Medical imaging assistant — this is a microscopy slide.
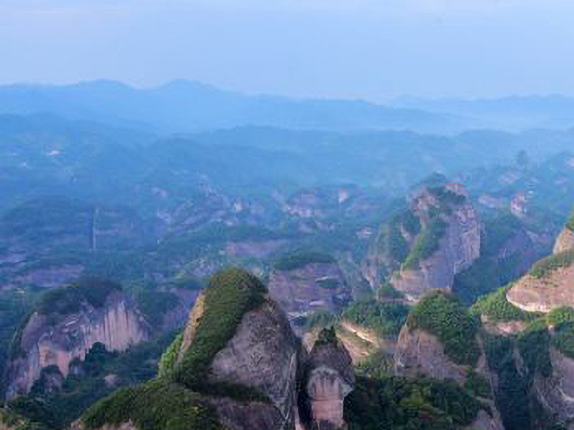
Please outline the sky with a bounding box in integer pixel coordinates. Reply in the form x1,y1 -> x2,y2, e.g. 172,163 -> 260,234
1,0 -> 574,101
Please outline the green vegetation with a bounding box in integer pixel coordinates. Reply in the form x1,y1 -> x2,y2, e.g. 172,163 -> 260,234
0,408 -> 50,430
83,380 -> 223,430
546,307 -> 574,326
304,311 -> 338,329
36,278 -> 122,316
273,250 -> 335,271
471,287 -> 535,322
464,370 -> 492,399
0,197 -> 92,245
345,376 -> 481,430
428,186 -> 466,206
136,290 -> 180,327
379,210 -> 421,264
314,326 -> 339,347
158,332 -> 184,378
566,210 -> 574,231
529,249 -> 574,279
552,322 -> 574,359
9,336 -> 175,429
518,319 -> 552,378
376,282 -> 404,300
408,292 -> 480,366
482,213 -> 524,257
175,268 -> 267,396
353,350 -> 394,379
482,333 -> 536,430
453,256 -> 500,305
0,292 -> 30,394
403,218 -> 447,270
342,299 -> 409,339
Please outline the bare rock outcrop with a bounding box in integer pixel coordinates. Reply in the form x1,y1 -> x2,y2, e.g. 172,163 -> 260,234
553,227 -> 574,255
506,214 -> 574,313
207,299 -> 302,428
394,326 -> 469,383
5,288 -> 150,400
363,184 -> 481,301
78,268 -> 357,430
268,259 -> 352,322
392,184 -> 481,301
306,328 -> 355,430
532,347 -> 574,430
506,262 -> 574,313
394,292 -> 504,430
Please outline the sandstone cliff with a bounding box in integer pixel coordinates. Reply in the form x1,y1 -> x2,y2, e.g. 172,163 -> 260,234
532,346 -> 574,430
507,217 -> 574,313
305,327 -> 355,430
506,260 -> 574,313
268,255 -> 352,324
394,292 -> 505,430
391,184 -> 481,301
5,282 -> 150,401
553,225 -> 574,254
77,268 -> 355,430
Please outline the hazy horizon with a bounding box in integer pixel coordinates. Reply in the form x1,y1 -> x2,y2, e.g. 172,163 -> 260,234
2,0 -> 574,102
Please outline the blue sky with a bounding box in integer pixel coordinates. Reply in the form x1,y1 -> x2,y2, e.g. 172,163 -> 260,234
1,0 -> 573,100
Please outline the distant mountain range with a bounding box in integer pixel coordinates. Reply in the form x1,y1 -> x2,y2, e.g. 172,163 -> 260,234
0,80 -> 462,134
2,80 -> 574,134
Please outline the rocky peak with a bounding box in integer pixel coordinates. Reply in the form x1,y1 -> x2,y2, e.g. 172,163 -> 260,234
370,183 -> 481,301
76,268 -> 359,430
553,210 -> 574,254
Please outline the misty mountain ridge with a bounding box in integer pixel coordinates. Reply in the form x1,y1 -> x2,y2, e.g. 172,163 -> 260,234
4,79 -> 574,134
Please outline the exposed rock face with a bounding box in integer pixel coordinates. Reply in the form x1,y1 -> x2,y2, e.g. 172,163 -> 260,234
268,262 -> 351,321
532,347 -> 574,429
494,225 -> 543,283
306,333 -> 355,430
207,397 -> 290,430
554,227 -> 574,254
392,184 -> 481,301
506,263 -> 574,313
394,325 -> 504,430
207,299 -> 302,428
506,218 -> 574,313
75,269 -> 355,430
394,326 -> 469,383
5,291 -> 150,400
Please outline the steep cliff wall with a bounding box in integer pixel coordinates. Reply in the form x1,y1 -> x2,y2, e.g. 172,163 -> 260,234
505,216 -> 574,314
78,268 -> 358,430
394,292 -> 504,430
392,185 -> 481,300
5,286 -> 150,400
81,268 -> 304,430
306,328 -> 355,430
506,259 -> 574,313
268,257 -> 352,321
363,184 -> 481,301
553,227 -> 574,255
532,347 -> 574,429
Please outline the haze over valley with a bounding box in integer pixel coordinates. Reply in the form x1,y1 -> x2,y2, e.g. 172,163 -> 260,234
3,1 -> 574,430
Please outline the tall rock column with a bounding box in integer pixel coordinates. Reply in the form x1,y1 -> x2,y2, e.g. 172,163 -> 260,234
306,327 -> 355,430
